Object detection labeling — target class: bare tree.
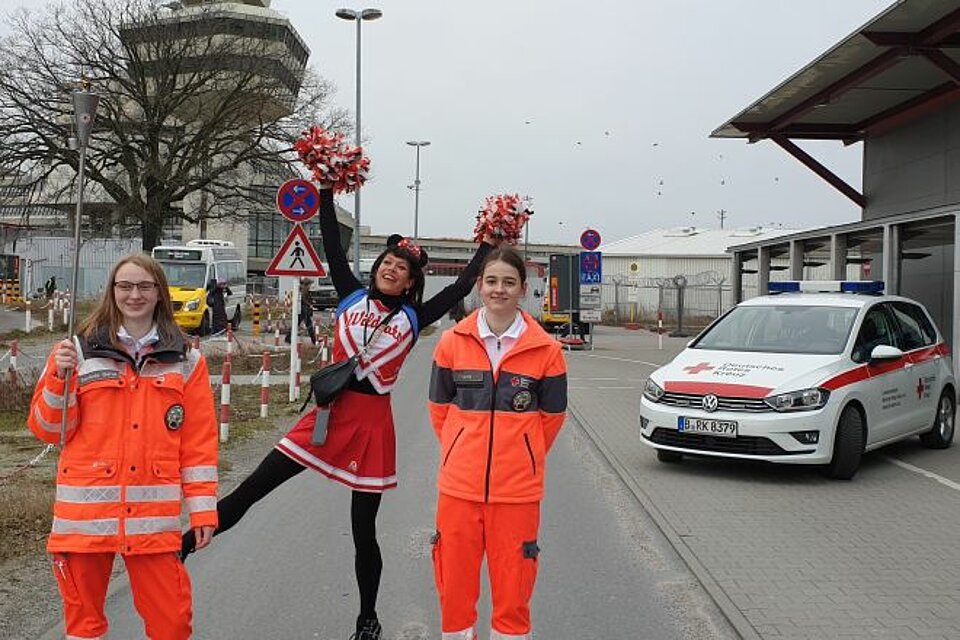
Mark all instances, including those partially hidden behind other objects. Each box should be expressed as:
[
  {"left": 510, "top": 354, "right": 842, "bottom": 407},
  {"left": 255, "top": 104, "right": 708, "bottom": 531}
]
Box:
[{"left": 0, "top": 0, "right": 349, "bottom": 250}]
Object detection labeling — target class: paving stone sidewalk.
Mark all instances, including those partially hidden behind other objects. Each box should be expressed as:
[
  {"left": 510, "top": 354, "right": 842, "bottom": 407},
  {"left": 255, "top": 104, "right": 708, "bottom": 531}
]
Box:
[{"left": 566, "top": 326, "right": 960, "bottom": 640}]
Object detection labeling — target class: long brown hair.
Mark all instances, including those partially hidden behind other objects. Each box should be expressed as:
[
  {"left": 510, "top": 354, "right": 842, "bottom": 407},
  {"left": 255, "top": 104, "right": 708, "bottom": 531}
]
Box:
[
  {"left": 480, "top": 246, "right": 528, "bottom": 284},
  {"left": 76, "top": 254, "right": 184, "bottom": 350}
]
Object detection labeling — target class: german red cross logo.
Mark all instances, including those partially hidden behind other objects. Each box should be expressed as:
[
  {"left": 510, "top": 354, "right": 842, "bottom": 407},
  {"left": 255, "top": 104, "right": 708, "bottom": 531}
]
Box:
[{"left": 684, "top": 362, "right": 714, "bottom": 375}]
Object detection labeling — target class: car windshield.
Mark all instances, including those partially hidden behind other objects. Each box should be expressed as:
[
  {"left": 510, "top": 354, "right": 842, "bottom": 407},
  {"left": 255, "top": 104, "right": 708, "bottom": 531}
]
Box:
[
  {"left": 692, "top": 304, "right": 859, "bottom": 354},
  {"left": 158, "top": 262, "right": 207, "bottom": 289}
]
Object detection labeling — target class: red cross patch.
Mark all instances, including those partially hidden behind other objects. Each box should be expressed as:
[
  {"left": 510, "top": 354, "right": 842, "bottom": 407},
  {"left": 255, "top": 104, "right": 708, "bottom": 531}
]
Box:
[{"left": 684, "top": 362, "right": 714, "bottom": 375}]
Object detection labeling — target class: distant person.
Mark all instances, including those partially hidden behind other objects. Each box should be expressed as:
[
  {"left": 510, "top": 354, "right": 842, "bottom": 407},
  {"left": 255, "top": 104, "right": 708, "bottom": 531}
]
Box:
[
  {"left": 205, "top": 278, "right": 231, "bottom": 334},
  {"left": 428, "top": 247, "right": 568, "bottom": 640},
  {"left": 27, "top": 254, "right": 218, "bottom": 640},
  {"left": 44, "top": 275, "right": 56, "bottom": 299},
  {"left": 287, "top": 278, "right": 318, "bottom": 345}
]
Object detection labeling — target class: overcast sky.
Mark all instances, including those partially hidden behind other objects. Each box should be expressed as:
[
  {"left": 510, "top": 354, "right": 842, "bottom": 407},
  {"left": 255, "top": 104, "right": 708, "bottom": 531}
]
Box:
[{"left": 0, "top": 0, "right": 893, "bottom": 244}]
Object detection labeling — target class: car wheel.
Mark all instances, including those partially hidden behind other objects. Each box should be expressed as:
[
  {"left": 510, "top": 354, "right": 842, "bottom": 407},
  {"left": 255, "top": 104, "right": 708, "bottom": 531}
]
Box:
[
  {"left": 656, "top": 449, "right": 683, "bottom": 463},
  {"left": 231, "top": 305, "right": 242, "bottom": 330},
  {"left": 919, "top": 390, "right": 955, "bottom": 449},
  {"left": 823, "top": 405, "right": 865, "bottom": 480},
  {"left": 198, "top": 311, "right": 211, "bottom": 337}
]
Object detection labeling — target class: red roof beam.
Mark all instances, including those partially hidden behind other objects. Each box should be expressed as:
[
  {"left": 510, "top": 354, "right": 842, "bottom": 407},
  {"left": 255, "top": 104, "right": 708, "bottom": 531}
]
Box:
[
  {"left": 923, "top": 49, "right": 960, "bottom": 84},
  {"left": 861, "top": 32, "right": 960, "bottom": 48},
  {"left": 766, "top": 49, "right": 902, "bottom": 133},
  {"left": 857, "top": 81, "right": 960, "bottom": 137},
  {"left": 770, "top": 135, "right": 865, "bottom": 208}
]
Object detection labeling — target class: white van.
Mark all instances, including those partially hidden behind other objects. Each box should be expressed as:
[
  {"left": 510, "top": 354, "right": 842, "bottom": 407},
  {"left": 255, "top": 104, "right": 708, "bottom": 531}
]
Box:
[{"left": 152, "top": 239, "right": 247, "bottom": 334}]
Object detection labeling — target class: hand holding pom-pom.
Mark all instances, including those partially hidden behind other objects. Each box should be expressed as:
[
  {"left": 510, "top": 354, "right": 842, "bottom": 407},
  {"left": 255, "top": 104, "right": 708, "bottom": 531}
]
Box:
[
  {"left": 294, "top": 126, "right": 370, "bottom": 193},
  {"left": 473, "top": 194, "right": 533, "bottom": 244}
]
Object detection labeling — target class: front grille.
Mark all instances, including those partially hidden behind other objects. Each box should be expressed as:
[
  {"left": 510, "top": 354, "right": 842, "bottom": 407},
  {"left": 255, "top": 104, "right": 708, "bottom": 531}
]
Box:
[
  {"left": 660, "top": 392, "right": 772, "bottom": 413},
  {"left": 646, "top": 428, "right": 803, "bottom": 456},
  {"left": 172, "top": 301, "right": 183, "bottom": 311}
]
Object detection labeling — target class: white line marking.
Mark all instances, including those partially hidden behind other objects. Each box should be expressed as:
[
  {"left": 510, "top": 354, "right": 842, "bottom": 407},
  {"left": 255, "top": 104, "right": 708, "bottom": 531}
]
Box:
[
  {"left": 883, "top": 456, "right": 960, "bottom": 492},
  {"left": 577, "top": 354, "right": 663, "bottom": 368}
]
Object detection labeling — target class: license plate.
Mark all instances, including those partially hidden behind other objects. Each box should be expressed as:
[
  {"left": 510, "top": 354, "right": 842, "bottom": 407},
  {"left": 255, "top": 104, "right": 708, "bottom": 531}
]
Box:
[{"left": 678, "top": 416, "right": 738, "bottom": 438}]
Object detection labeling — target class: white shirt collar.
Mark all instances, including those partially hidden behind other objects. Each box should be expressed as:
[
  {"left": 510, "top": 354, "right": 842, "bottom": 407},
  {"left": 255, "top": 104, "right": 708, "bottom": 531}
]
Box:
[
  {"left": 117, "top": 324, "right": 160, "bottom": 358},
  {"left": 478, "top": 309, "right": 525, "bottom": 340}
]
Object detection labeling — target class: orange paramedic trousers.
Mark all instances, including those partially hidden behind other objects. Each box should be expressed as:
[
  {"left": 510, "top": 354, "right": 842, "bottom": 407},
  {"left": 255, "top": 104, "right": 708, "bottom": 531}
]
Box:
[
  {"left": 433, "top": 494, "right": 541, "bottom": 636},
  {"left": 51, "top": 552, "right": 192, "bottom": 640}
]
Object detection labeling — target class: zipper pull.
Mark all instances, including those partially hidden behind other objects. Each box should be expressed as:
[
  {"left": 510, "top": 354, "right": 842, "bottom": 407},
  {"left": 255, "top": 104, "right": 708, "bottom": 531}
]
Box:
[{"left": 497, "top": 338, "right": 501, "bottom": 351}]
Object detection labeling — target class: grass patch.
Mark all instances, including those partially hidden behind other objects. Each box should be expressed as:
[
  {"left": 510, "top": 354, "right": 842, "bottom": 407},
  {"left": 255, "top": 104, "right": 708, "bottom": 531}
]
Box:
[{"left": 0, "top": 475, "right": 53, "bottom": 562}]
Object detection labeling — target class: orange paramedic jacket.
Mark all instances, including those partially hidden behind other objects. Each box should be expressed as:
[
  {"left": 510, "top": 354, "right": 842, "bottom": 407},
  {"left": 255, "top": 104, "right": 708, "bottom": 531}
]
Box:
[
  {"left": 428, "top": 310, "right": 567, "bottom": 504},
  {"left": 28, "top": 328, "right": 218, "bottom": 555}
]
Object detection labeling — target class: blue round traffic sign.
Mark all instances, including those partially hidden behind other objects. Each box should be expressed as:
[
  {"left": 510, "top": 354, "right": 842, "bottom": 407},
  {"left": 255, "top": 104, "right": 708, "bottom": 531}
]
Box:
[
  {"left": 580, "top": 228, "right": 602, "bottom": 251},
  {"left": 276, "top": 179, "right": 320, "bottom": 223}
]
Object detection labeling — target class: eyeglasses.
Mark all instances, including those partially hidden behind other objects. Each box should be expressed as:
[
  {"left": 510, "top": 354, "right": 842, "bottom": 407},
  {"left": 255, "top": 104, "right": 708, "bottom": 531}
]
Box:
[{"left": 114, "top": 281, "right": 159, "bottom": 293}]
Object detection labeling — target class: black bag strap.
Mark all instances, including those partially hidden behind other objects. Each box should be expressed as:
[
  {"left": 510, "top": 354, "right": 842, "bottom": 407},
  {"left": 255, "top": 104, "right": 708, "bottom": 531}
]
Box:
[{"left": 299, "top": 306, "right": 403, "bottom": 412}]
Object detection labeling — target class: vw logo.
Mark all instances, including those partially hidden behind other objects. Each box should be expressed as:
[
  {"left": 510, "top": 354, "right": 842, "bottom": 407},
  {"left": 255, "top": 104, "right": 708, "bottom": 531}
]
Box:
[{"left": 702, "top": 394, "right": 719, "bottom": 413}]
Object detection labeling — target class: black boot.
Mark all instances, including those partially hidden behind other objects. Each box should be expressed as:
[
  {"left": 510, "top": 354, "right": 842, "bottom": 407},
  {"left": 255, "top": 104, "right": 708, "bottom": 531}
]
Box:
[{"left": 349, "top": 616, "right": 381, "bottom": 640}]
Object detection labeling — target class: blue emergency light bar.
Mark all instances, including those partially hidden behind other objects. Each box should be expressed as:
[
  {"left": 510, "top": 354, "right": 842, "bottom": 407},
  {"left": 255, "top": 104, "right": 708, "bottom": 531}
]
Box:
[{"left": 768, "top": 280, "right": 885, "bottom": 294}]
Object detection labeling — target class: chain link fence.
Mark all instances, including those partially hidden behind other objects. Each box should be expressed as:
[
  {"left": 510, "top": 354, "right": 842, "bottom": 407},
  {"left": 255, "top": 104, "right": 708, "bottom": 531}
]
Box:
[{"left": 602, "top": 271, "right": 732, "bottom": 333}]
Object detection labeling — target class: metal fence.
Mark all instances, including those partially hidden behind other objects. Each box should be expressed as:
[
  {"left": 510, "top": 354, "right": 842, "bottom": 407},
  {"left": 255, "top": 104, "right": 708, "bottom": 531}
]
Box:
[{"left": 602, "top": 271, "right": 731, "bottom": 333}]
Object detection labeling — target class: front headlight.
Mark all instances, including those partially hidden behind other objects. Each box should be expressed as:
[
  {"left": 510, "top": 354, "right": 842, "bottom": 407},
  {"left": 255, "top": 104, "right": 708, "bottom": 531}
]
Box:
[
  {"left": 764, "top": 388, "right": 830, "bottom": 412},
  {"left": 643, "top": 379, "right": 665, "bottom": 402},
  {"left": 184, "top": 297, "right": 201, "bottom": 311}
]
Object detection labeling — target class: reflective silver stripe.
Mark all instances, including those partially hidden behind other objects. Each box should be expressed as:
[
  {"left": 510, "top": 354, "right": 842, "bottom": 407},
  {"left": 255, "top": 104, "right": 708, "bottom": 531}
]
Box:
[
  {"left": 33, "top": 406, "right": 76, "bottom": 433},
  {"left": 126, "top": 484, "right": 181, "bottom": 502},
  {"left": 442, "top": 629, "right": 477, "bottom": 640},
  {"left": 56, "top": 485, "right": 121, "bottom": 504},
  {"left": 42, "top": 387, "right": 76, "bottom": 410},
  {"left": 125, "top": 516, "right": 181, "bottom": 535},
  {"left": 51, "top": 517, "right": 118, "bottom": 536},
  {"left": 182, "top": 466, "right": 218, "bottom": 483},
  {"left": 490, "top": 631, "right": 529, "bottom": 640},
  {"left": 184, "top": 349, "right": 202, "bottom": 381},
  {"left": 184, "top": 495, "right": 217, "bottom": 514},
  {"left": 66, "top": 635, "right": 105, "bottom": 640}
]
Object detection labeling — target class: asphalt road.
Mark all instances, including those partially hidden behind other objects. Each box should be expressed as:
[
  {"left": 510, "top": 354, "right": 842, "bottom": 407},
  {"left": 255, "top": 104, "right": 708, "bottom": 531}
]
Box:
[{"left": 50, "top": 326, "right": 737, "bottom": 640}]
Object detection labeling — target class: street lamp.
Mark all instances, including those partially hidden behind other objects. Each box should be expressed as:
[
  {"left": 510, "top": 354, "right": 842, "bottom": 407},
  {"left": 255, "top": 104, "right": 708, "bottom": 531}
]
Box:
[
  {"left": 405, "top": 140, "right": 430, "bottom": 240},
  {"left": 336, "top": 7, "right": 382, "bottom": 278}
]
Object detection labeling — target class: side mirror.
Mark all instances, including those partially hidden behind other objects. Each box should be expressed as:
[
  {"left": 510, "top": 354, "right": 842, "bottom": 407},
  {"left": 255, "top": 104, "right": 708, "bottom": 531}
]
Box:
[{"left": 869, "top": 344, "right": 903, "bottom": 362}]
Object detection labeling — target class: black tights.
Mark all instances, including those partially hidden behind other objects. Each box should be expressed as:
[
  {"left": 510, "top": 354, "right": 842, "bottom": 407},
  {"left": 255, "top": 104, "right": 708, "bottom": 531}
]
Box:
[{"left": 182, "top": 449, "right": 384, "bottom": 621}]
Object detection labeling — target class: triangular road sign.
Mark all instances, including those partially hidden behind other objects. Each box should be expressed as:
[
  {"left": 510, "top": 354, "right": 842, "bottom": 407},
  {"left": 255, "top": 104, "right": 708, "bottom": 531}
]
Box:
[{"left": 265, "top": 225, "right": 327, "bottom": 277}]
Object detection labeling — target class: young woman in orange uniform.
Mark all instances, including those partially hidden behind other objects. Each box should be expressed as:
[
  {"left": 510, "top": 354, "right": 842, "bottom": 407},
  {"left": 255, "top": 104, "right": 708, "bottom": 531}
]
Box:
[
  {"left": 28, "top": 254, "right": 219, "bottom": 640},
  {"left": 428, "top": 247, "right": 568, "bottom": 640}
]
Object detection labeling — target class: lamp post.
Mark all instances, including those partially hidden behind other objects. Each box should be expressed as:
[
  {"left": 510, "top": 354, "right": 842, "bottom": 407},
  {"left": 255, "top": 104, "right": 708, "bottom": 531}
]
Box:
[
  {"left": 405, "top": 140, "right": 430, "bottom": 240},
  {"left": 336, "top": 7, "right": 382, "bottom": 278}
]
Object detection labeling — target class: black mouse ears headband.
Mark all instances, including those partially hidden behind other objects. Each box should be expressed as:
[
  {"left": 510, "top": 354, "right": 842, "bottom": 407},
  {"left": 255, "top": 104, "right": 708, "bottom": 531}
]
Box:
[{"left": 386, "top": 234, "right": 429, "bottom": 267}]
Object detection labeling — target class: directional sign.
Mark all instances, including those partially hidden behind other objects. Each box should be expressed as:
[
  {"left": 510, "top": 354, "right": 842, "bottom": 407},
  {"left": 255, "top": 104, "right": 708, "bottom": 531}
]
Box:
[
  {"left": 580, "top": 228, "right": 602, "bottom": 251},
  {"left": 265, "top": 225, "right": 327, "bottom": 277},
  {"left": 579, "top": 251, "right": 602, "bottom": 284},
  {"left": 276, "top": 179, "right": 320, "bottom": 223}
]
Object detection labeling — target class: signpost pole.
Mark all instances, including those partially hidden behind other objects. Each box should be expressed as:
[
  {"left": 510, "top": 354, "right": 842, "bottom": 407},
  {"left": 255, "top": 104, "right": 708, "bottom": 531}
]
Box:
[{"left": 289, "top": 278, "right": 299, "bottom": 402}]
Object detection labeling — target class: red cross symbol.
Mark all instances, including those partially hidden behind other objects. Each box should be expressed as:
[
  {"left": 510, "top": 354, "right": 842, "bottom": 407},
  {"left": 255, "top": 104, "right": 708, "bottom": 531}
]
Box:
[
  {"left": 684, "top": 362, "right": 714, "bottom": 375},
  {"left": 916, "top": 377, "right": 925, "bottom": 399}
]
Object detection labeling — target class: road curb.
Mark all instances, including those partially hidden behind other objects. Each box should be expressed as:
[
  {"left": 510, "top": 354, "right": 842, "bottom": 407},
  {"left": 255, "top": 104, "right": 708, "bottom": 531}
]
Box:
[{"left": 567, "top": 400, "right": 760, "bottom": 640}]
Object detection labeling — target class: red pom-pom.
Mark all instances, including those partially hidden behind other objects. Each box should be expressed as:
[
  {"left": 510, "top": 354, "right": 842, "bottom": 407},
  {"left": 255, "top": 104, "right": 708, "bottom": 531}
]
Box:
[
  {"left": 294, "top": 126, "right": 370, "bottom": 194},
  {"left": 473, "top": 194, "right": 533, "bottom": 244}
]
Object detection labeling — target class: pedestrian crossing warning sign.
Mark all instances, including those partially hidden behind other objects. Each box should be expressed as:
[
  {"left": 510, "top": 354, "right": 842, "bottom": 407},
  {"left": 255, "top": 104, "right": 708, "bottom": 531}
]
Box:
[{"left": 265, "top": 224, "right": 327, "bottom": 277}]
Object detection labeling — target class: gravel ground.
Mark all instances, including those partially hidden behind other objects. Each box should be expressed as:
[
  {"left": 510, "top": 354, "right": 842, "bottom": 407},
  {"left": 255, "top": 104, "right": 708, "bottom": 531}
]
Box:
[{"left": 0, "top": 412, "right": 300, "bottom": 640}]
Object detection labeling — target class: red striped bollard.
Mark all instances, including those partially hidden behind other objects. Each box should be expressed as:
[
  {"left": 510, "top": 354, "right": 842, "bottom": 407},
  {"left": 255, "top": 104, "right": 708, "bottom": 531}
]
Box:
[
  {"left": 294, "top": 342, "right": 302, "bottom": 401},
  {"left": 320, "top": 335, "right": 329, "bottom": 366},
  {"left": 219, "top": 359, "right": 231, "bottom": 443},
  {"left": 47, "top": 303, "right": 54, "bottom": 331},
  {"left": 274, "top": 326, "right": 281, "bottom": 347},
  {"left": 657, "top": 310, "right": 664, "bottom": 350},
  {"left": 226, "top": 322, "right": 234, "bottom": 356},
  {"left": 8, "top": 339, "right": 18, "bottom": 385},
  {"left": 260, "top": 351, "right": 271, "bottom": 418}
]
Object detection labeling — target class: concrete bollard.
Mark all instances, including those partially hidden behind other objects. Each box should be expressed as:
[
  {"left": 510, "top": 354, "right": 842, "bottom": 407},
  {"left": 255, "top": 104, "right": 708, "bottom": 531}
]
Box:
[
  {"left": 8, "top": 339, "right": 18, "bottom": 385},
  {"left": 260, "top": 351, "right": 271, "bottom": 418},
  {"left": 24, "top": 300, "right": 31, "bottom": 333},
  {"left": 48, "top": 305, "right": 54, "bottom": 332},
  {"left": 219, "top": 359, "right": 231, "bottom": 443},
  {"left": 226, "top": 322, "right": 233, "bottom": 356}
]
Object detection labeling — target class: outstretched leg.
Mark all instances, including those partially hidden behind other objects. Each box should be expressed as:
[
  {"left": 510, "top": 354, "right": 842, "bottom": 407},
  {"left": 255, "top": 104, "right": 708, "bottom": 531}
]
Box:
[
  {"left": 351, "top": 490, "right": 383, "bottom": 637},
  {"left": 181, "top": 449, "right": 305, "bottom": 559}
]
